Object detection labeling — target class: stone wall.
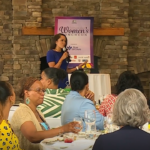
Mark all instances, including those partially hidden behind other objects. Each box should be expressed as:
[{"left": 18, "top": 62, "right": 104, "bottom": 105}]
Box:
[
  {"left": 0, "top": 0, "right": 13, "bottom": 84},
  {"left": 12, "top": 0, "right": 42, "bottom": 85},
  {"left": 42, "top": 0, "right": 129, "bottom": 90},
  {"left": 99, "top": 0, "right": 129, "bottom": 88},
  {"left": 128, "top": 0, "right": 150, "bottom": 98},
  {"left": 0, "top": 0, "right": 130, "bottom": 103},
  {"left": 3, "top": 0, "right": 150, "bottom": 101},
  {"left": 12, "top": 0, "right": 42, "bottom": 102},
  {"left": 0, "top": 0, "right": 150, "bottom": 99},
  {"left": 42, "top": 0, "right": 101, "bottom": 27}
]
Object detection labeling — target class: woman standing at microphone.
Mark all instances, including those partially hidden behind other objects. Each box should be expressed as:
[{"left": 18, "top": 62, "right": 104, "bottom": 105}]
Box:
[{"left": 46, "top": 33, "right": 85, "bottom": 88}]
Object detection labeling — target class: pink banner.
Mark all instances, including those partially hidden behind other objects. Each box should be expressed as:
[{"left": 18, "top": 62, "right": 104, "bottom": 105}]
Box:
[{"left": 55, "top": 17, "right": 94, "bottom": 68}]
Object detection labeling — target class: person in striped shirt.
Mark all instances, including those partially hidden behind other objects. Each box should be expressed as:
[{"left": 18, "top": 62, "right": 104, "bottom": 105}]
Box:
[{"left": 38, "top": 68, "right": 70, "bottom": 118}]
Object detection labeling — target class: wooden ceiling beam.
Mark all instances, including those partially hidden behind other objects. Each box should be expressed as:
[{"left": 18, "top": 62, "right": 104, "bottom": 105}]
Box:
[
  {"left": 93, "top": 28, "right": 124, "bottom": 36},
  {"left": 22, "top": 27, "right": 124, "bottom": 36}
]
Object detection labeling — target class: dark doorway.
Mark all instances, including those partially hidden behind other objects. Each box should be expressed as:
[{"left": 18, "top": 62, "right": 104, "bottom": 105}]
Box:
[
  {"left": 90, "top": 56, "right": 100, "bottom": 73},
  {"left": 40, "top": 56, "right": 49, "bottom": 72}
]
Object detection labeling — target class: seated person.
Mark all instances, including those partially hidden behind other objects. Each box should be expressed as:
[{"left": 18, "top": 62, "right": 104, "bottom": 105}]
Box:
[
  {"left": 99, "top": 71, "right": 144, "bottom": 116},
  {"left": 38, "top": 68, "right": 70, "bottom": 118},
  {"left": 93, "top": 89, "right": 150, "bottom": 150},
  {"left": 11, "top": 77, "right": 81, "bottom": 150},
  {"left": 0, "top": 81, "right": 22, "bottom": 150},
  {"left": 61, "top": 71, "right": 104, "bottom": 131}
]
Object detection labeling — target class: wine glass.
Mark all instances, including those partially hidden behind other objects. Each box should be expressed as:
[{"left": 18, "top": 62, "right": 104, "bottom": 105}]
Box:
[{"left": 84, "top": 110, "right": 96, "bottom": 139}]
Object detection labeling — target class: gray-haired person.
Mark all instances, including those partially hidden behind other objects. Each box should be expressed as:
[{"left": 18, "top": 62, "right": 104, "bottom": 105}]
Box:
[{"left": 93, "top": 89, "right": 150, "bottom": 150}]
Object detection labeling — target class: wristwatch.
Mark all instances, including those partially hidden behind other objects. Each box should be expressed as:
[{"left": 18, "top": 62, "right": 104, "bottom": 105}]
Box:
[{"left": 76, "top": 66, "right": 79, "bottom": 70}]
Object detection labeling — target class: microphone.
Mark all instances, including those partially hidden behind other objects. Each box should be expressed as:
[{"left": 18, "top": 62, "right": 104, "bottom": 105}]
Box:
[
  {"left": 63, "top": 47, "right": 67, "bottom": 52},
  {"left": 63, "top": 47, "right": 70, "bottom": 63}
]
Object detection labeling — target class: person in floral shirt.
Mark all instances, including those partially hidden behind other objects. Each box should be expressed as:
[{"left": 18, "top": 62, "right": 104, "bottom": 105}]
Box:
[{"left": 99, "top": 71, "right": 144, "bottom": 116}]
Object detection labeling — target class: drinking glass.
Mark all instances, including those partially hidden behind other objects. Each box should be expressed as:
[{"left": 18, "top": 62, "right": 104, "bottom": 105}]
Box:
[
  {"left": 73, "top": 117, "right": 83, "bottom": 131},
  {"left": 106, "top": 113, "right": 113, "bottom": 133},
  {"left": 84, "top": 110, "right": 96, "bottom": 139}
]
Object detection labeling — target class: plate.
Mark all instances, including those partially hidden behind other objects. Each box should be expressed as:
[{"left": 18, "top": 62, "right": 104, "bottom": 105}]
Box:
[
  {"left": 78, "top": 132, "right": 86, "bottom": 138},
  {"left": 42, "top": 137, "right": 58, "bottom": 145},
  {"left": 52, "top": 142, "right": 73, "bottom": 150}
]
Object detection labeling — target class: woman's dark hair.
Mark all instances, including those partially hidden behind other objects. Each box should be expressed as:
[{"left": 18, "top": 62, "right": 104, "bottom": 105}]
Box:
[
  {"left": 43, "top": 68, "right": 67, "bottom": 85},
  {"left": 19, "top": 77, "right": 38, "bottom": 99},
  {"left": 0, "top": 81, "right": 13, "bottom": 105},
  {"left": 0, "top": 81, "right": 13, "bottom": 121},
  {"left": 50, "top": 33, "right": 71, "bottom": 62},
  {"left": 116, "top": 71, "right": 144, "bottom": 95},
  {"left": 70, "top": 71, "right": 88, "bottom": 91},
  {"left": 50, "top": 33, "right": 68, "bottom": 49}
]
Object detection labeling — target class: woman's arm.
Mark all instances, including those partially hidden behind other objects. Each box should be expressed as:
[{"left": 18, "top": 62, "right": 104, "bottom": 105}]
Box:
[
  {"left": 48, "top": 60, "right": 63, "bottom": 69},
  {"left": 67, "top": 67, "right": 78, "bottom": 73},
  {"left": 67, "top": 61, "right": 88, "bottom": 73},
  {"left": 48, "top": 51, "right": 68, "bottom": 68},
  {"left": 20, "top": 121, "right": 81, "bottom": 143}
]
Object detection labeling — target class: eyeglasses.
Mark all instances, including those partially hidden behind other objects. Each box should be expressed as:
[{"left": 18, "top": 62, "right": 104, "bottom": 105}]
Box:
[{"left": 28, "top": 88, "right": 46, "bottom": 94}]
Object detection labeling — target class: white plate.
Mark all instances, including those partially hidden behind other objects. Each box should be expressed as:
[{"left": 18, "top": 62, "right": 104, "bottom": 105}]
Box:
[
  {"left": 52, "top": 142, "right": 73, "bottom": 150},
  {"left": 42, "top": 137, "right": 58, "bottom": 144}
]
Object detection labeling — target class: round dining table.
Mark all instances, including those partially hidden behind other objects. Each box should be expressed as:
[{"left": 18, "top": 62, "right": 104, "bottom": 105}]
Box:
[{"left": 39, "top": 137, "right": 96, "bottom": 150}]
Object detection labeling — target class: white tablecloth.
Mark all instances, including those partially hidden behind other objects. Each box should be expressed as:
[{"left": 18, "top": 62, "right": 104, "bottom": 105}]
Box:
[
  {"left": 40, "top": 138, "right": 95, "bottom": 150},
  {"left": 68, "top": 74, "right": 111, "bottom": 103}
]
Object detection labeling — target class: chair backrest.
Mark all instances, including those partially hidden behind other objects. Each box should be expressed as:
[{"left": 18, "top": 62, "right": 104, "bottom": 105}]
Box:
[
  {"left": 45, "top": 117, "right": 61, "bottom": 128},
  {"left": 8, "top": 106, "right": 62, "bottom": 128},
  {"left": 8, "top": 105, "right": 19, "bottom": 121}
]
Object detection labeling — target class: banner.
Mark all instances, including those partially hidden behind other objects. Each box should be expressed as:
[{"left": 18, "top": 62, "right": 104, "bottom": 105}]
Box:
[{"left": 55, "top": 17, "right": 94, "bottom": 68}]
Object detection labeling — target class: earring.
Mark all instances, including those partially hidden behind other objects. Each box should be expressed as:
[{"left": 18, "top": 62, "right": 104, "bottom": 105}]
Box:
[{"left": 25, "top": 98, "right": 30, "bottom": 105}]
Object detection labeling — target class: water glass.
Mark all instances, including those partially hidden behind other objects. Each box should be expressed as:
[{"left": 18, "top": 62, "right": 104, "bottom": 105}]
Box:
[
  {"left": 84, "top": 110, "right": 96, "bottom": 139},
  {"left": 84, "top": 110, "right": 96, "bottom": 124},
  {"left": 106, "top": 113, "right": 113, "bottom": 133},
  {"left": 85, "top": 123, "right": 97, "bottom": 139},
  {"left": 73, "top": 117, "right": 83, "bottom": 131}
]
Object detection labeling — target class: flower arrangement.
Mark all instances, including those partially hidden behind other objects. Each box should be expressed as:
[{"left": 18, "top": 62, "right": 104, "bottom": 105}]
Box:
[
  {"left": 82, "top": 63, "right": 93, "bottom": 74},
  {"left": 82, "top": 63, "right": 92, "bottom": 69}
]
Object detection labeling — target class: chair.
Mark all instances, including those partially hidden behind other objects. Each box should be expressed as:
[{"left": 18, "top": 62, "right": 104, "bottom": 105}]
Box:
[
  {"left": 8, "top": 106, "right": 62, "bottom": 128},
  {"left": 8, "top": 105, "right": 19, "bottom": 121},
  {"left": 45, "top": 117, "right": 61, "bottom": 128}
]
